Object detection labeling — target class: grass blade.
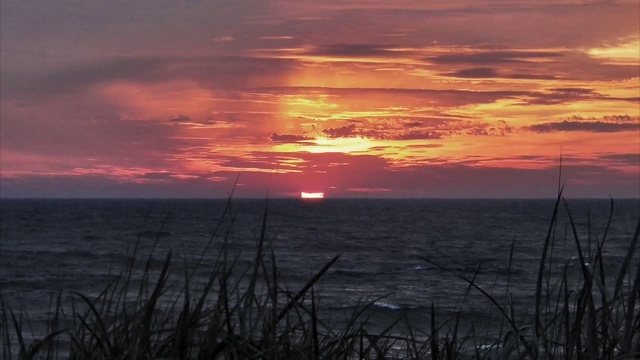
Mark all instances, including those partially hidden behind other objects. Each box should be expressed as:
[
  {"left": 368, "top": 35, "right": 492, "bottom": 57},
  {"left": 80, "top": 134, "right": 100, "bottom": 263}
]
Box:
[{"left": 535, "top": 186, "right": 563, "bottom": 338}]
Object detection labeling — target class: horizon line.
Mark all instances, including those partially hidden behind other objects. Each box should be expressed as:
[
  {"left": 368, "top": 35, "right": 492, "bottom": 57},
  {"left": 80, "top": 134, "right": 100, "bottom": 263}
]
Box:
[{"left": 1, "top": 196, "right": 637, "bottom": 200}]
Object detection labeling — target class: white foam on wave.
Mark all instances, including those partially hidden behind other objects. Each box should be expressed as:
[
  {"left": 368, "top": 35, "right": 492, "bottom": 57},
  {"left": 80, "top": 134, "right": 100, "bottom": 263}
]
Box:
[
  {"left": 478, "top": 343, "right": 499, "bottom": 351},
  {"left": 374, "top": 300, "right": 401, "bottom": 310}
]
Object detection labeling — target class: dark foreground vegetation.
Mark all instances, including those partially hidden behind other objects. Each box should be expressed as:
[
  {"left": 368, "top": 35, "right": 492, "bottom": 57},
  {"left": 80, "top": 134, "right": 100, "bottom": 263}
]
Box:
[{"left": 1, "top": 189, "right": 639, "bottom": 359}]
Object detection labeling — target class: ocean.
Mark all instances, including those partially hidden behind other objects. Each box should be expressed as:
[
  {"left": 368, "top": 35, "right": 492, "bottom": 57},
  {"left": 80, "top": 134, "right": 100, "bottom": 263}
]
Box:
[{"left": 1, "top": 198, "right": 639, "bottom": 351}]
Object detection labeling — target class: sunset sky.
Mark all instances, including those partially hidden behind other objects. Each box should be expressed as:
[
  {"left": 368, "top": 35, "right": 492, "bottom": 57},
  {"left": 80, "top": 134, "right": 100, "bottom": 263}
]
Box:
[{"left": 1, "top": 0, "right": 639, "bottom": 198}]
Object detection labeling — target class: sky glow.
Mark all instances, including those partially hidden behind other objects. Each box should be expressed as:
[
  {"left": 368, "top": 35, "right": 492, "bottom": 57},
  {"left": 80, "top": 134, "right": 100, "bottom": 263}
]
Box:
[{"left": 0, "top": 0, "right": 638, "bottom": 198}]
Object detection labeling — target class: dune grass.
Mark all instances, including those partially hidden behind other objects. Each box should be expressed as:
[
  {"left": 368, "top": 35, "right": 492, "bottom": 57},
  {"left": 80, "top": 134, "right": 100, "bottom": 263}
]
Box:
[{"left": 1, "top": 191, "right": 639, "bottom": 359}]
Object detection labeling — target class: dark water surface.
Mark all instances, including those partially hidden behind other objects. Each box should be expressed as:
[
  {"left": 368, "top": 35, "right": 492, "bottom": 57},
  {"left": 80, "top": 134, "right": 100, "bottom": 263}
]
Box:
[{"left": 1, "top": 198, "right": 639, "bottom": 343}]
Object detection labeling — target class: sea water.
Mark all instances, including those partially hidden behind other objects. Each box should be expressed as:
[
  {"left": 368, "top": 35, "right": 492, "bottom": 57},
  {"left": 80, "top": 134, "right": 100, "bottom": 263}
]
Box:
[{"left": 1, "top": 198, "right": 639, "bottom": 347}]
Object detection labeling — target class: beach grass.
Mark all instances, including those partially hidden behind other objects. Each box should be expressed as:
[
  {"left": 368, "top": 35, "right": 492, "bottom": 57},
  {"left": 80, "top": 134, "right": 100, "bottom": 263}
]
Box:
[{"left": 1, "top": 191, "right": 639, "bottom": 359}]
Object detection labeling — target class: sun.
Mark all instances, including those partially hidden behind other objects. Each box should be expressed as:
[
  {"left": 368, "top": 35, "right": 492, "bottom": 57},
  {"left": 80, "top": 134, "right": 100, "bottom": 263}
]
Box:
[{"left": 301, "top": 192, "right": 324, "bottom": 199}]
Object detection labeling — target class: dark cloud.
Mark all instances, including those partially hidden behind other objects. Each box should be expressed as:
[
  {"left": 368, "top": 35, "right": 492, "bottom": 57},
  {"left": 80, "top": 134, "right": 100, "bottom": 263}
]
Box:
[
  {"left": 496, "top": 120, "right": 514, "bottom": 135},
  {"left": 0, "top": 102, "right": 177, "bottom": 162},
  {"left": 292, "top": 1, "right": 639, "bottom": 51},
  {"left": 603, "top": 115, "right": 639, "bottom": 123},
  {"left": 402, "top": 120, "right": 424, "bottom": 128},
  {"left": 527, "top": 95, "right": 640, "bottom": 106},
  {"left": 552, "top": 53, "right": 640, "bottom": 82},
  {"left": 392, "top": 131, "right": 442, "bottom": 140},
  {"left": 461, "top": 121, "right": 513, "bottom": 137},
  {"left": 527, "top": 121, "right": 640, "bottom": 133},
  {"left": 321, "top": 118, "right": 512, "bottom": 140},
  {"left": 322, "top": 122, "right": 446, "bottom": 141},
  {"left": 445, "top": 67, "right": 499, "bottom": 78},
  {"left": 3, "top": 56, "right": 162, "bottom": 96},
  {"left": 565, "top": 115, "right": 596, "bottom": 121},
  {"left": 428, "top": 50, "right": 563, "bottom": 65},
  {"left": 598, "top": 153, "right": 640, "bottom": 166},
  {"left": 528, "top": 88, "right": 640, "bottom": 105},
  {"left": 442, "top": 67, "right": 557, "bottom": 79},
  {"left": 549, "top": 88, "right": 598, "bottom": 96},
  {"left": 521, "top": 88, "right": 637, "bottom": 105},
  {"left": 323, "top": 124, "right": 357, "bottom": 138},
  {"left": 466, "top": 127, "right": 491, "bottom": 136},
  {"left": 7, "top": 56, "right": 300, "bottom": 96},
  {"left": 430, "top": 50, "right": 637, "bottom": 83},
  {"left": 270, "top": 133, "right": 313, "bottom": 143},
  {"left": 506, "top": 73, "right": 557, "bottom": 80},
  {"left": 169, "top": 115, "right": 191, "bottom": 123},
  {"left": 512, "top": 155, "right": 548, "bottom": 161},
  {"left": 0, "top": 173, "right": 234, "bottom": 198}
]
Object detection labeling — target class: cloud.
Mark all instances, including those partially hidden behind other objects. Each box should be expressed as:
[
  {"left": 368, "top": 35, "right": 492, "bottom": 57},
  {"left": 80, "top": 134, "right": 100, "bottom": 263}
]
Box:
[
  {"left": 0, "top": 172, "right": 237, "bottom": 198},
  {"left": 260, "top": 36, "right": 295, "bottom": 40},
  {"left": 214, "top": 154, "right": 304, "bottom": 173},
  {"left": 346, "top": 187, "right": 393, "bottom": 193},
  {"left": 7, "top": 56, "right": 300, "bottom": 97},
  {"left": 302, "top": 43, "right": 404, "bottom": 57},
  {"left": 466, "top": 127, "right": 491, "bottom": 136},
  {"left": 603, "top": 115, "right": 639, "bottom": 123},
  {"left": 323, "top": 124, "right": 357, "bottom": 138},
  {"left": 428, "top": 50, "right": 563, "bottom": 65},
  {"left": 140, "top": 172, "right": 173, "bottom": 181},
  {"left": 392, "top": 131, "right": 443, "bottom": 140},
  {"left": 442, "top": 67, "right": 557, "bottom": 79},
  {"left": 506, "top": 73, "right": 557, "bottom": 80},
  {"left": 460, "top": 120, "right": 513, "bottom": 137},
  {"left": 3, "top": 151, "right": 638, "bottom": 198},
  {"left": 0, "top": 101, "right": 177, "bottom": 163},
  {"left": 429, "top": 48, "right": 638, "bottom": 82},
  {"left": 402, "top": 120, "right": 424, "bottom": 128},
  {"left": 445, "top": 67, "right": 499, "bottom": 78},
  {"left": 598, "top": 153, "right": 640, "bottom": 166},
  {"left": 521, "top": 87, "right": 635, "bottom": 105},
  {"left": 549, "top": 87, "right": 598, "bottom": 96},
  {"left": 321, "top": 122, "right": 447, "bottom": 141},
  {"left": 257, "top": 86, "right": 529, "bottom": 107},
  {"left": 169, "top": 115, "right": 191, "bottom": 123},
  {"left": 530, "top": 88, "right": 640, "bottom": 104},
  {"left": 213, "top": 36, "right": 235, "bottom": 42},
  {"left": 2, "top": 0, "right": 638, "bottom": 200},
  {"left": 527, "top": 120, "right": 640, "bottom": 133},
  {"left": 271, "top": 1, "right": 639, "bottom": 51},
  {"left": 406, "top": 144, "right": 444, "bottom": 149},
  {"left": 270, "top": 133, "right": 314, "bottom": 143}
]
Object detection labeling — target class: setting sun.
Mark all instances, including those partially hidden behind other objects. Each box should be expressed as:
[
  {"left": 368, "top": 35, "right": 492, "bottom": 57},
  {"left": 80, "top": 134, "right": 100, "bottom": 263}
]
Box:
[{"left": 301, "top": 192, "right": 325, "bottom": 199}]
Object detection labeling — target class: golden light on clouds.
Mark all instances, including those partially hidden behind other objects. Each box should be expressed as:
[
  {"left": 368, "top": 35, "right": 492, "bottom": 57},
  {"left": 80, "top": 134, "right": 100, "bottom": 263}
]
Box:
[
  {"left": 1, "top": 0, "right": 638, "bottom": 197},
  {"left": 587, "top": 38, "right": 640, "bottom": 65},
  {"left": 307, "top": 137, "right": 376, "bottom": 154}
]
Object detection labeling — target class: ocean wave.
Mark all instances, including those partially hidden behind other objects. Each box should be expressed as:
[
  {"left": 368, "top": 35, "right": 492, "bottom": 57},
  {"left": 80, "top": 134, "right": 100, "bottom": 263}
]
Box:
[{"left": 373, "top": 300, "right": 401, "bottom": 310}]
